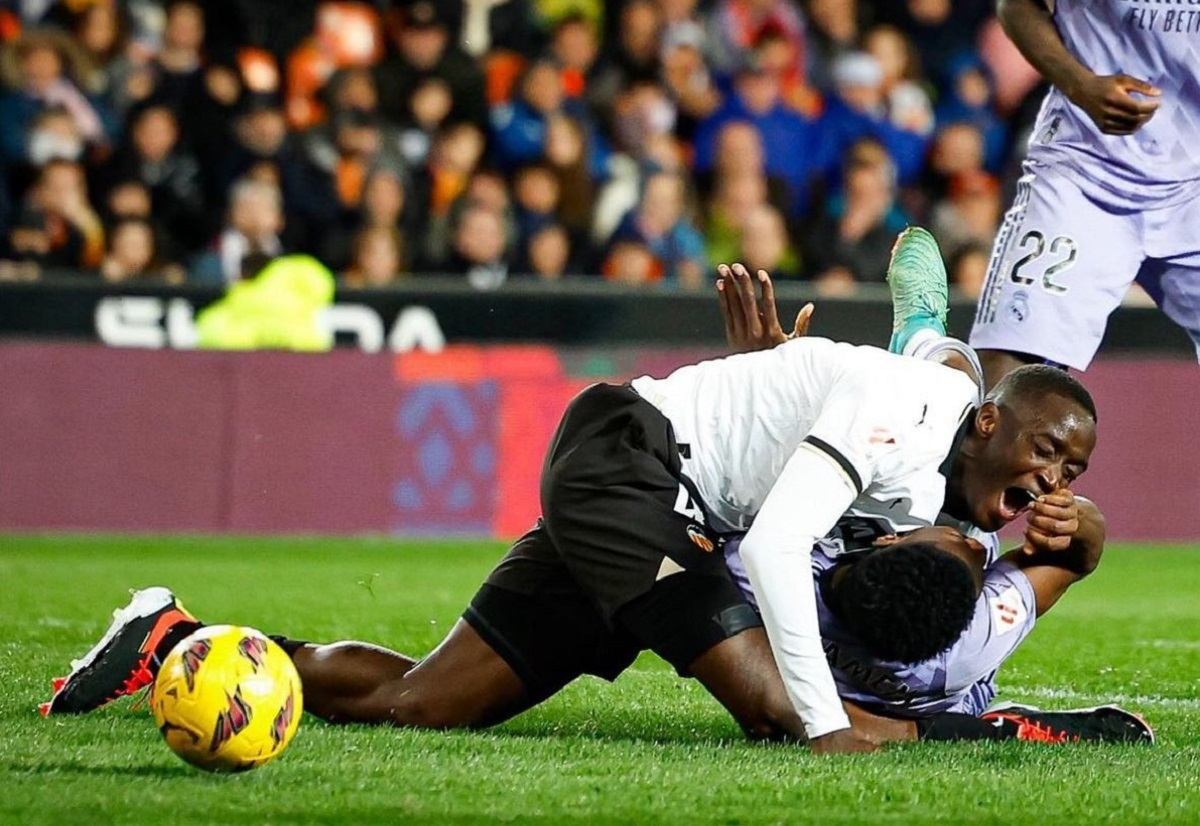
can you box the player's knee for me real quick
[736,691,801,742]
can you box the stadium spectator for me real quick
[102,102,206,252]
[321,164,410,273]
[948,240,989,301]
[862,25,934,138]
[22,106,86,174]
[395,76,453,167]
[610,79,676,156]
[543,114,595,245]
[803,0,859,93]
[446,202,510,289]
[548,14,601,105]
[590,0,661,105]
[491,58,592,171]
[704,170,768,269]
[189,177,285,284]
[929,169,1002,262]
[693,58,818,217]
[935,55,1008,173]
[221,93,338,250]
[9,158,104,271]
[512,163,562,254]
[411,122,486,269]
[341,225,404,288]
[817,51,929,186]
[302,108,405,227]
[284,1,383,130]
[801,143,905,287]
[521,220,574,279]
[0,29,115,166]
[739,203,801,278]
[876,0,992,94]
[602,238,658,286]
[921,120,987,204]
[608,169,706,289]
[375,1,487,132]
[591,130,686,246]
[68,2,133,116]
[147,1,208,113]
[99,216,183,283]
[704,0,806,84]
[659,20,719,140]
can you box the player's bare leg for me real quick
[284,620,535,729]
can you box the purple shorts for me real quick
[970,160,1200,369]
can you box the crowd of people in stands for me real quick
[0,0,1047,295]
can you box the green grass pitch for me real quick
[3,536,1200,825]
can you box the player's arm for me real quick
[997,0,1160,135]
[1002,494,1105,617]
[738,440,863,748]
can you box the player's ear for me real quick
[974,402,999,440]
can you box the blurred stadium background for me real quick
[0,0,1195,541]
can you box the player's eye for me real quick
[1033,438,1055,459]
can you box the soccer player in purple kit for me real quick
[967,0,1200,385]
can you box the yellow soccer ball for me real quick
[151,625,303,772]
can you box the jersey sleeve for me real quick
[943,561,1039,694]
[738,443,859,740]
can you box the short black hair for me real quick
[987,364,1097,423]
[834,542,978,665]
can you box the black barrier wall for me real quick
[0,275,1193,354]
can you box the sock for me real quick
[151,619,204,667]
[904,334,985,404]
[916,712,1018,741]
[890,314,947,355]
[899,328,940,357]
[269,635,311,658]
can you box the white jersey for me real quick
[631,337,979,740]
[630,337,979,534]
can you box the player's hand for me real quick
[809,727,880,755]
[717,262,813,353]
[1022,489,1080,555]
[1068,73,1161,136]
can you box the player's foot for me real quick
[981,702,1155,745]
[42,587,202,716]
[886,226,949,354]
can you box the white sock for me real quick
[900,328,940,357]
[906,334,985,403]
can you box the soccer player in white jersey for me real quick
[960,0,1200,384]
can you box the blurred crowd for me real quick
[0,0,1049,296]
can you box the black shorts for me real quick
[462,384,761,700]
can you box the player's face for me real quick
[962,396,1096,532]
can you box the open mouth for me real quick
[998,487,1037,522]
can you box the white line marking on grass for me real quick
[1135,639,1200,650]
[1008,686,1200,710]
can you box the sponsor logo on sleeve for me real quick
[989,586,1027,636]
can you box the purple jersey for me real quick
[1027,0,1200,210]
[724,534,1037,716]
